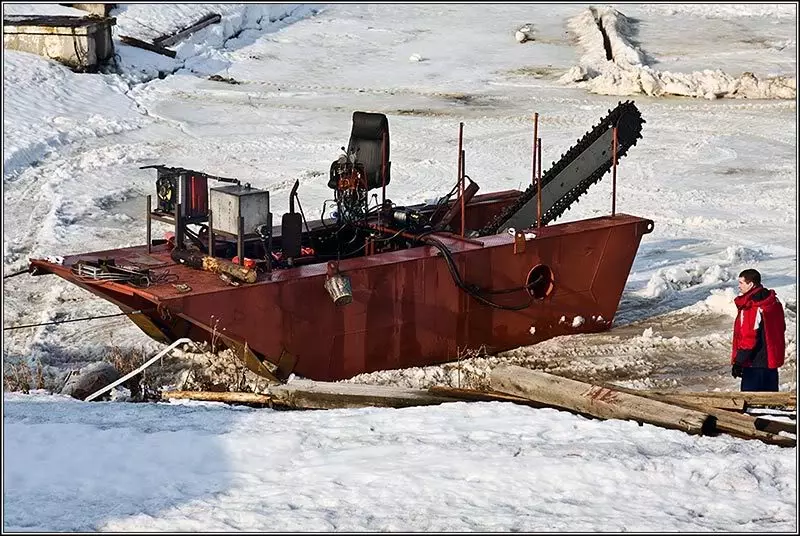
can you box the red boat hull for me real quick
[29,194,653,381]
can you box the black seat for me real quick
[329,111,390,191]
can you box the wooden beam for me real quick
[153,13,221,48]
[161,379,796,446]
[603,384,795,447]
[490,365,715,436]
[119,35,176,58]
[163,390,273,406]
[626,389,796,410]
[267,380,459,410]
[686,405,794,447]
[428,385,546,407]
[754,417,796,436]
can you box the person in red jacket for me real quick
[731,269,786,391]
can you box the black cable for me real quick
[319,199,336,230]
[422,235,535,311]
[3,269,30,279]
[3,309,155,331]
[315,225,408,261]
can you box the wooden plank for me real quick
[266,380,459,410]
[153,13,221,48]
[683,406,794,447]
[163,390,272,406]
[490,365,715,436]
[754,417,796,436]
[631,389,796,410]
[119,35,176,58]
[605,384,795,447]
[428,386,546,407]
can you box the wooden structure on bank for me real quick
[3,14,116,71]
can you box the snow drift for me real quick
[560,6,796,100]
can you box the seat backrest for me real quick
[347,111,391,190]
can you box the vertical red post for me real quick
[536,137,543,228]
[612,126,618,217]
[531,113,539,188]
[460,149,466,237]
[457,122,464,236]
[208,209,215,257]
[146,195,152,254]
[381,131,388,206]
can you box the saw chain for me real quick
[477,100,644,236]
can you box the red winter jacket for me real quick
[731,286,786,368]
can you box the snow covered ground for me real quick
[2,3,797,531]
[4,391,797,532]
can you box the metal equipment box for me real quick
[209,185,270,236]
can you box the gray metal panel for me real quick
[210,186,270,235]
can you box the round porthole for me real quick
[526,264,554,299]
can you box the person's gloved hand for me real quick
[731,363,743,378]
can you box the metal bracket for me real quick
[513,231,526,254]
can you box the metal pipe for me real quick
[612,126,618,217]
[289,180,299,213]
[84,338,194,402]
[208,209,215,257]
[367,223,484,247]
[536,137,543,228]
[266,212,273,273]
[531,112,539,188]
[237,215,245,263]
[175,202,183,249]
[460,148,466,237]
[146,195,152,254]
[457,122,464,236]
[382,131,388,206]
[367,223,421,242]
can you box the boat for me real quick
[28,100,652,382]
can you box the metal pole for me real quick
[612,126,618,217]
[536,137,543,228]
[266,212,273,273]
[381,131,388,206]
[237,215,245,263]
[85,338,194,402]
[175,202,183,250]
[457,122,464,236]
[461,149,466,237]
[208,209,215,257]
[146,195,152,254]
[531,113,539,188]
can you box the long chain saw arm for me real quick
[477,100,644,236]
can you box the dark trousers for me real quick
[740,367,779,392]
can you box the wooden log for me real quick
[163,390,272,405]
[605,384,795,447]
[754,417,796,436]
[266,380,458,410]
[490,365,715,435]
[686,406,794,447]
[170,248,257,283]
[631,389,796,410]
[153,13,221,48]
[429,386,546,407]
[118,35,177,58]
[434,385,795,437]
